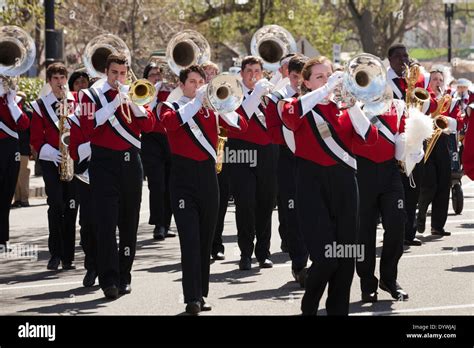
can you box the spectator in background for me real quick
[68,71,90,92]
[201,61,219,82]
[12,91,32,208]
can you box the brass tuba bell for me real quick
[250,25,297,71]
[0,25,36,92]
[166,30,211,76]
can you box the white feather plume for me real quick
[403,107,434,176]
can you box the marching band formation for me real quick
[0,24,473,315]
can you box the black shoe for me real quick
[153,226,165,240]
[431,228,451,236]
[239,257,252,271]
[361,292,378,303]
[119,283,132,295]
[404,238,422,246]
[11,201,21,208]
[379,280,409,301]
[185,301,201,315]
[212,252,225,261]
[280,241,289,253]
[47,256,61,270]
[416,215,426,233]
[164,230,176,238]
[258,259,273,268]
[200,299,212,311]
[20,201,30,207]
[62,261,76,270]
[103,285,119,300]
[83,270,97,287]
[0,242,11,253]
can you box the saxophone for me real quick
[216,126,227,174]
[58,86,74,182]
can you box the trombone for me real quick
[83,34,156,123]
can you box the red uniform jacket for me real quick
[0,95,29,140]
[30,91,77,154]
[281,98,378,169]
[159,96,248,161]
[78,81,155,151]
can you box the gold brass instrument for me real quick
[404,63,430,111]
[0,25,36,92]
[205,73,244,174]
[250,25,297,71]
[424,89,452,163]
[83,34,156,123]
[58,85,74,182]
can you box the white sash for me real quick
[311,109,357,170]
[0,121,18,139]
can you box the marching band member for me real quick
[79,54,155,299]
[30,63,79,270]
[200,61,227,260]
[274,53,296,253]
[0,77,29,251]
[158,65,248,314]
[141,62,175,240]
[354,98,410,302]
[266,54,309,285]
[454,78,473,117]
[227,56,277,270]
[68,71,90,93]
[68,105,97,287]
[386,43,436,246]
[280,56,378,315]
[416,67,464,237]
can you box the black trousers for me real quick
[277,145,308,271]
[401,162,423,241]
[77,179,96,271]
[170,155,218,303]
[228,139,277,261]
[356,158,406,293]
[40,159,78,263]
[418,134,451,230]
[297,158,358,316]
[141,132,172,229]
[90,145,143,289]
[0,138,20,243]
[213,145,230,255]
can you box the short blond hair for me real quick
[201,61,219,74]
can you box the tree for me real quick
[335,0,432,58]
[184,0,349,58]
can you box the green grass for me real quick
[410,47,474,61]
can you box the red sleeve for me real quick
[462,119,474,180]
[265,101,281,141]
[134,105,155,133]
[30,108,46,153]
[447,102,464,131]
[69,121,86,161]
[281,98,304,131]
[159,104,183,132]
[16,103,30,131]
[399,114,406,133]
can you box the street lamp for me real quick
[443,0,456,63]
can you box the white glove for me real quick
[94,94,121,127]
[129,102,147,118]
[175,95,204,126]
[326,71,344,92]
[6,90,23,123]
[39,144,62,166]
[154,81,163,92]
[443,117,457,134]
[77,142,91,163]
[195,84,207,104]
[254,78,273,97]
[408,149,424,164]
[394,133,406,161]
